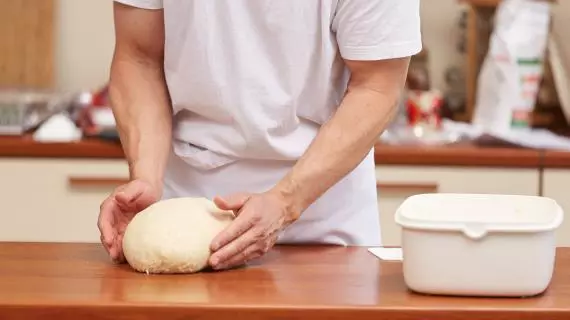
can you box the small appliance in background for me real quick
[0,88,73,136]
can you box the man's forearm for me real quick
[272,88,397,215]
[272,58,409,216]
[109,57,172,190]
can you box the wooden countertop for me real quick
[1,243,569,320]
[373,143,543,168]
[0,135,569,168]
[543,150,570,168]
[0,135,124,159]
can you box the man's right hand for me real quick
[97,179,161,263]
[102,3,170,263]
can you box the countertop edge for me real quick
[0,136,568,168]
[2,304,568,319]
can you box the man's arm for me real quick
[272,57,410,215]
[208,0,420,270]
[110,2,171,191]
[208,57,411,270]
[271,0,420,215]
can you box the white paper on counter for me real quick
[486,128,570,151]
[368,247,403,261]
[442,119,570,151]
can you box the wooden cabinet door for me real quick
[0,0,54,88]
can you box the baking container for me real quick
[395,193,563,297]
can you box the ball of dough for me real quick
[122,197,234,274]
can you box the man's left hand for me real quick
[208,191,299,270]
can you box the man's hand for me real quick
[208,191,299,270]
[98,179,161,263]
[106,4,171,260]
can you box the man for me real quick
[98,0,421,271]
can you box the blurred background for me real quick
[1,0,569,247]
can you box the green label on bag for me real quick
[511,110,531,128]
[517,58,541,65]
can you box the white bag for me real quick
[472,0,552,133]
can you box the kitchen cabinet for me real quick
[375,165,540,246]
[0,158,128,242]
[0,157,557,247]
[0,0,54,88]
[543,169,570,247]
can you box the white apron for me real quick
[162,141,381,247]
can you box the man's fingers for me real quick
[213,193,251,212]
[98,198,116,248]
[213,242,264,270]
[110,233,126,263]
[210,224,265,268]
[115,181,145,208]
[100,234,112,254]
[209,220,253,254]
[209,215,260,262]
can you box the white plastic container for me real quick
[395,193,563,297]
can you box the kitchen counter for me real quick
[1,135,569,168]
[1,243,569,320]
[373,143,543,168]
[0,135,124,159]
[543,150,570,168]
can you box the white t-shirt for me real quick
[113,0,422,246]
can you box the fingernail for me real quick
[210,257,218,265]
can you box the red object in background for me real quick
[76,85,113,136]
[406,90,443,130]
[91,85,110,107]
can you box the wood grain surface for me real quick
[374,143,544,168]
[2,135,566,168]
[0,135,124,159]
[0,135,569,168]
[543,150,570,168]
[0,0,54,88]
[68,176,129,188]
[0,242,569,320]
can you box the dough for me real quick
[122,197,234,274]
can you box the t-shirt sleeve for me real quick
[114,0,163,10]
[332,0,422,61]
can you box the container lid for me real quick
[395,193,564,240]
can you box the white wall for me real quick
[552,0,570,71]
[54,0,567,94]
[419,0,465,91]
